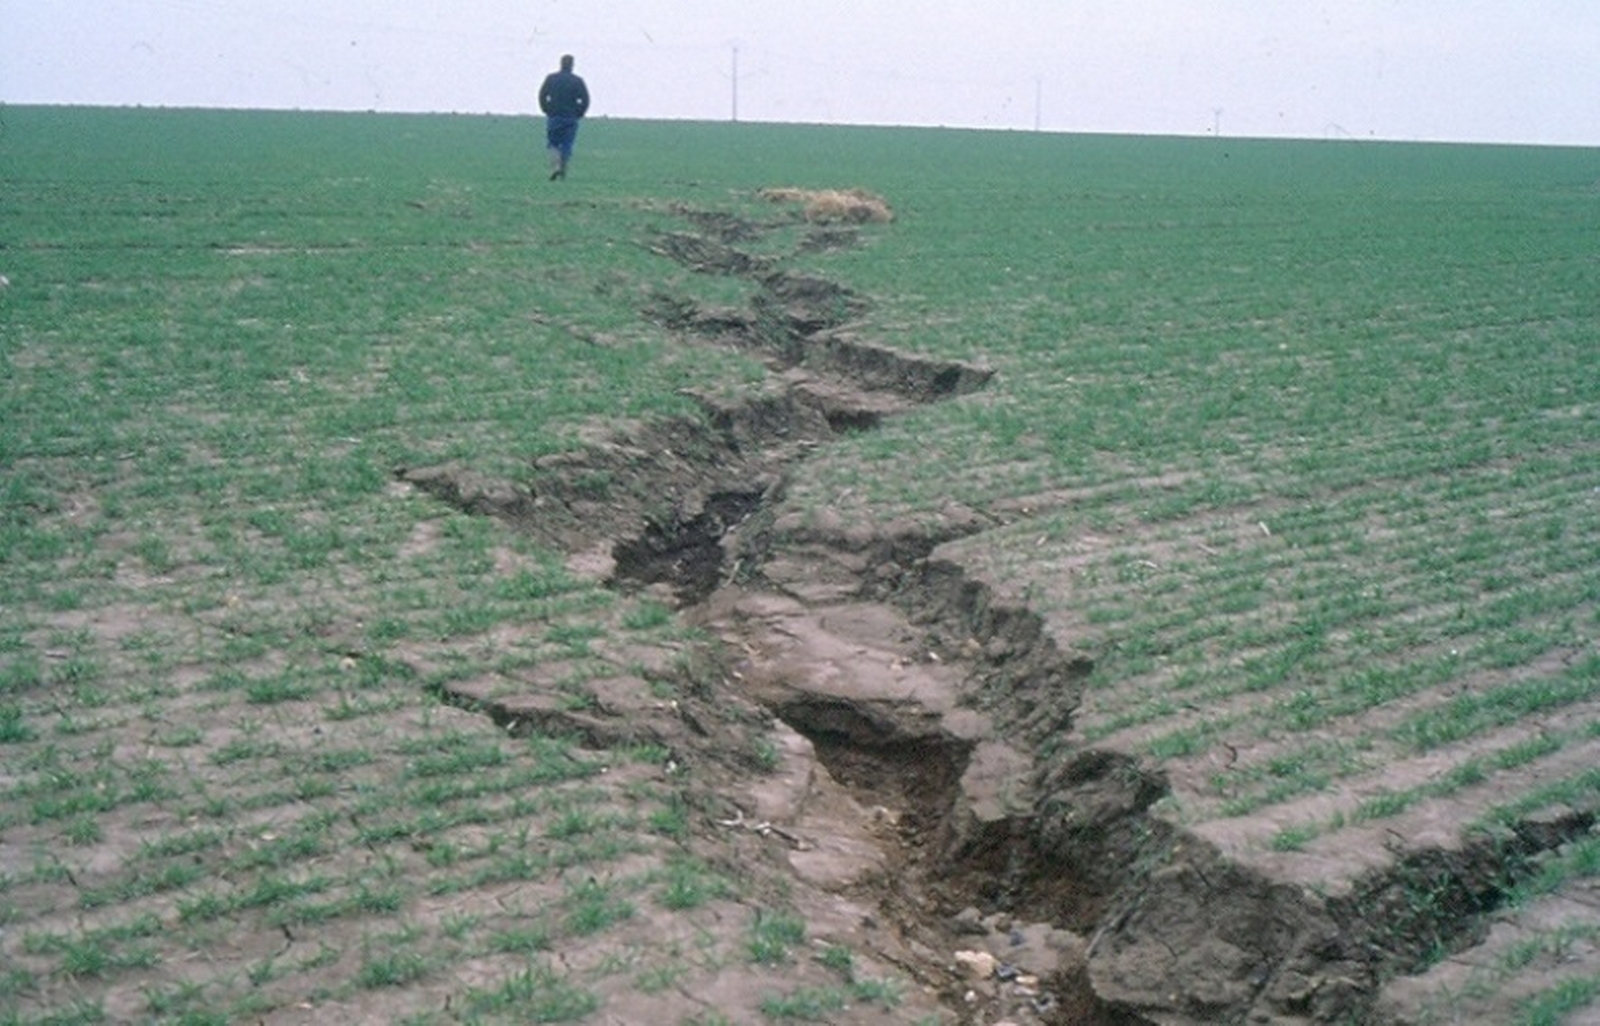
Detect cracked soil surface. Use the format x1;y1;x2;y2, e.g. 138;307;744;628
399;198;1600;1025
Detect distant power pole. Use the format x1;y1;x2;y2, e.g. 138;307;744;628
1034;77;1042;131
731;45;739;122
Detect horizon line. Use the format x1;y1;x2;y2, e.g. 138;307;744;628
6;101;1596;151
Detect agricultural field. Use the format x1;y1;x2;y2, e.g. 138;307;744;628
1;104;1597;1025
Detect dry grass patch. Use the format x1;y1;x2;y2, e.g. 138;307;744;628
757;187;894;224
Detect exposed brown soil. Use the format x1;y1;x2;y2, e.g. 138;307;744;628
400;201;1600;1024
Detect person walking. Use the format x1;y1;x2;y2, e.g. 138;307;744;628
539;54;590;180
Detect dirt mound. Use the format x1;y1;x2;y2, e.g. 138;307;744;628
758;186;895;224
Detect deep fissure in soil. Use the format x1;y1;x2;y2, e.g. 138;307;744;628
401;205;1595;1025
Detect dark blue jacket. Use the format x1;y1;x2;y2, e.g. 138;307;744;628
540;71;590;119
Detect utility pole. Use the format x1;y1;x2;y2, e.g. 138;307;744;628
1034;76;1042;131
731;45;739;122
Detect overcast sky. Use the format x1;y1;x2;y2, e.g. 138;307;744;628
5;1;1598;145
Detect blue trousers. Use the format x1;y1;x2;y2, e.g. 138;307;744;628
546;116;580;161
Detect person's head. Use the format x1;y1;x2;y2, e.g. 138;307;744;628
560;54;575;72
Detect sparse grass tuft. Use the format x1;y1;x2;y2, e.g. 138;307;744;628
562;877;635;936
657;858;732;911
759;985;850;1021
748;909;807;965
465;964;599;1022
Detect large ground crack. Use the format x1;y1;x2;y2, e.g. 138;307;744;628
396;199;1593;1025
394;200;1191;1024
